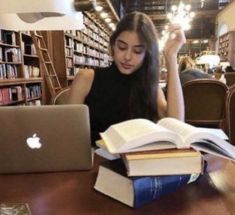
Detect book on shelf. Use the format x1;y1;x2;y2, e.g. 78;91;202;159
0;89;3;105
122;148;203;176
100;117;235;160
94;159;200;208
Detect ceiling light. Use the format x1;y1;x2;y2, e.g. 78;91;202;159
167;2;194;31
159;2;195;52
200;0;206;8
192;40;199;44
100;12;108;18
95;6;103;12
105;18;111;23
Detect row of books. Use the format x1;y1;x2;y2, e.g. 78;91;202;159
83;15;109;40
23;65;40;78
0;64;40;80
0;30;17;45
25;85;42;99
0;64;18;79
0;86;23;104
0;85;41;105
94;117;234;208
22;42;37;56
0;47;21;63
73;55;108;67
27;99;41;106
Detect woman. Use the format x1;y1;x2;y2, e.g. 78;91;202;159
68;12;185;144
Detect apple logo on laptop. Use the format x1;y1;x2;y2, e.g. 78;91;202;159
26;133;42;149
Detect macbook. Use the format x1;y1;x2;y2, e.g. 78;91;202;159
0;104;92;174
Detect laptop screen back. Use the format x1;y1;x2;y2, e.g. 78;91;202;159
0;104;92;174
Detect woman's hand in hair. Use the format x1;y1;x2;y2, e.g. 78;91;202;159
163;24;186;58
162;24;185;121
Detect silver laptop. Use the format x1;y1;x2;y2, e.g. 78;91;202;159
0;104;92;174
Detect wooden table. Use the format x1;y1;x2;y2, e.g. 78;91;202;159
0;155;235;215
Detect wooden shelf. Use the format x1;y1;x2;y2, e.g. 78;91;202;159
46;12;113;88
0;78;42;86
218;31;235;68
0;30;45;106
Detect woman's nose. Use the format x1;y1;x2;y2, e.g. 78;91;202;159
124;49;132;60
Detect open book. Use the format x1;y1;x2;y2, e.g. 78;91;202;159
100;117;235;160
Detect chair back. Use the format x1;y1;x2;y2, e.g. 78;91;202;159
52;87;70;105
226;85;235;145
183;79;228;128
224;72;235;87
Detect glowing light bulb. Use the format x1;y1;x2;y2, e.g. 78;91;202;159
158;2;195;52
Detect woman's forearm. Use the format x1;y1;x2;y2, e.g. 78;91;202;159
165;55;185;121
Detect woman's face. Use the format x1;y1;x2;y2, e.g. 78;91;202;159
112;31;146;75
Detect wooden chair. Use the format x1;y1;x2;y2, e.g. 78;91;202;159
224;72;235;87
182;79;228;129
225;85;235;145
52;87;70;105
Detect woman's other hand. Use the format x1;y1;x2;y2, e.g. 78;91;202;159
163;24;186;58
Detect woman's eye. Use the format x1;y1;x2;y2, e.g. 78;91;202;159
134;49;144;54
118;45;127;50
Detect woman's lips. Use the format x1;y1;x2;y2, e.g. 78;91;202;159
121;63;133;69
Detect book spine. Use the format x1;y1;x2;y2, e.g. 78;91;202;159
133;174;191;208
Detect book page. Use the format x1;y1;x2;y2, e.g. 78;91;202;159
157;118;235;160
158;118;198;144
191;141;235;160
188;131;235;160
123;141;176;152
198;128;228;140
100;119;181;153
111;119;166;141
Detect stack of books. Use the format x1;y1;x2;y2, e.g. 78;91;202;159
94;117;235;208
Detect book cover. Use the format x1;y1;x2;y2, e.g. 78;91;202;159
122;148;203;176
94;159;199;208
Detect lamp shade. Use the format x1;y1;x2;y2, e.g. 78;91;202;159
0;0;85;30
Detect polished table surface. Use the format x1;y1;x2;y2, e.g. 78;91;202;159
0;155;235;215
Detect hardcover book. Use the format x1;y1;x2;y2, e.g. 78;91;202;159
122;148;203;176
100;117;235;160
94;159;199;208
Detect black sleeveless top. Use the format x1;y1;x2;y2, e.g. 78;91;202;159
85;63;137;144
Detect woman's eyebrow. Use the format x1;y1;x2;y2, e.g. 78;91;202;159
117;39;145;48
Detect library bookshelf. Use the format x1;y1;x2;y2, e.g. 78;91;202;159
0;30;44;106
45;12;112;88
218;31;235;68
0;10;116;105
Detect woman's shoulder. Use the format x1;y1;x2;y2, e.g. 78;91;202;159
92;64;116;80
94;64;113;74
74;68;94;84
74;63;116;85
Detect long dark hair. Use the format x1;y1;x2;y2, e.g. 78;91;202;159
110;12;159;121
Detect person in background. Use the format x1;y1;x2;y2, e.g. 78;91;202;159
177;55;212;86
179;68;212;86
159;68;168;82
214;66;226;84
68;11;185;145
225;65;234;73
178;56;195;72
